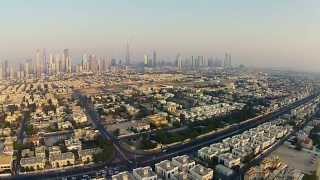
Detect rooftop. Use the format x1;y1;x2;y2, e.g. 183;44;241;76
190;164;213;177
133;167;157;178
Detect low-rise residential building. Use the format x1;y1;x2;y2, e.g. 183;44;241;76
78;148;102;163
3;142;14;155
74;128;99;140
249;142;261;155
197;120;292;169
0;128;12;137
50;152;75;168
232;146;253;161
65;138;82;151
73;111;88;124
133;122;151;132
209;143;230;154
172;155;196;172
70;106;88;125
112;171;135;180
0;154;12;173
58;121;73;130
21;149;34;158
218;153;241;168
35;146;46;158
133;166;158;180
189;164;214;180
155;160;179;179
255;136;272;150
172;172;191;180
146;113;168;128
5;113;20;123
20;156;46;170
48;146;61;157
198;147;219;161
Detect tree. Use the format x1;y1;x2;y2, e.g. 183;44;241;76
25;125;35;136
93;137;115;163
113;128;120;137
172;121;181;128
140;136;157;150
29;166;35;171
67;161;71;166
14;142;25;151
25;167;30;172
295;142;302;151
28;103;36;113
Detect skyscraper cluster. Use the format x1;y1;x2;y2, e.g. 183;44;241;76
173;53;232;71
142;51;232;71
0;47;234;80
44;48;72;76
34;48;72;77
0;48;72;80
0;59;31;80
0;60;9;80
79;54;110;73
79;41;131;72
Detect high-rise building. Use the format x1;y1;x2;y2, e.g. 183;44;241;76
9;64;15;79
100;57;109;72
125;41;130;66
214;58;222;67
55;54;61;74
4;60;9;79
43;48;47;74
24;59;33;77
81;54;89;72
144;55;149;67
152;50;157;68
118;59;122;66
47;54;53;75
34;48;47;75
35;49;43;77
88;54;98;72
99;58;104;72
17;63;25;79
176;53;182;70
208;57;214;67
62;49;68;73
63;49;72;73
98;58;104;72
224;53;232;68
198;56;205;67
191;56;195;69
191;56;201;70
111;58;117;67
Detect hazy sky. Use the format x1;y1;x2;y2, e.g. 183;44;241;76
0;0;319;71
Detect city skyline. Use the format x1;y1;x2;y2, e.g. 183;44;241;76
0;47;236;80
0;1;320;71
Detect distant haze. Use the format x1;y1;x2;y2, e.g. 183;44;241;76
0;1;319;72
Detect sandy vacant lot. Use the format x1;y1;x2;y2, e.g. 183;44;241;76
271;145;318;175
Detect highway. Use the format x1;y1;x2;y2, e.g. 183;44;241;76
134;93;319;168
